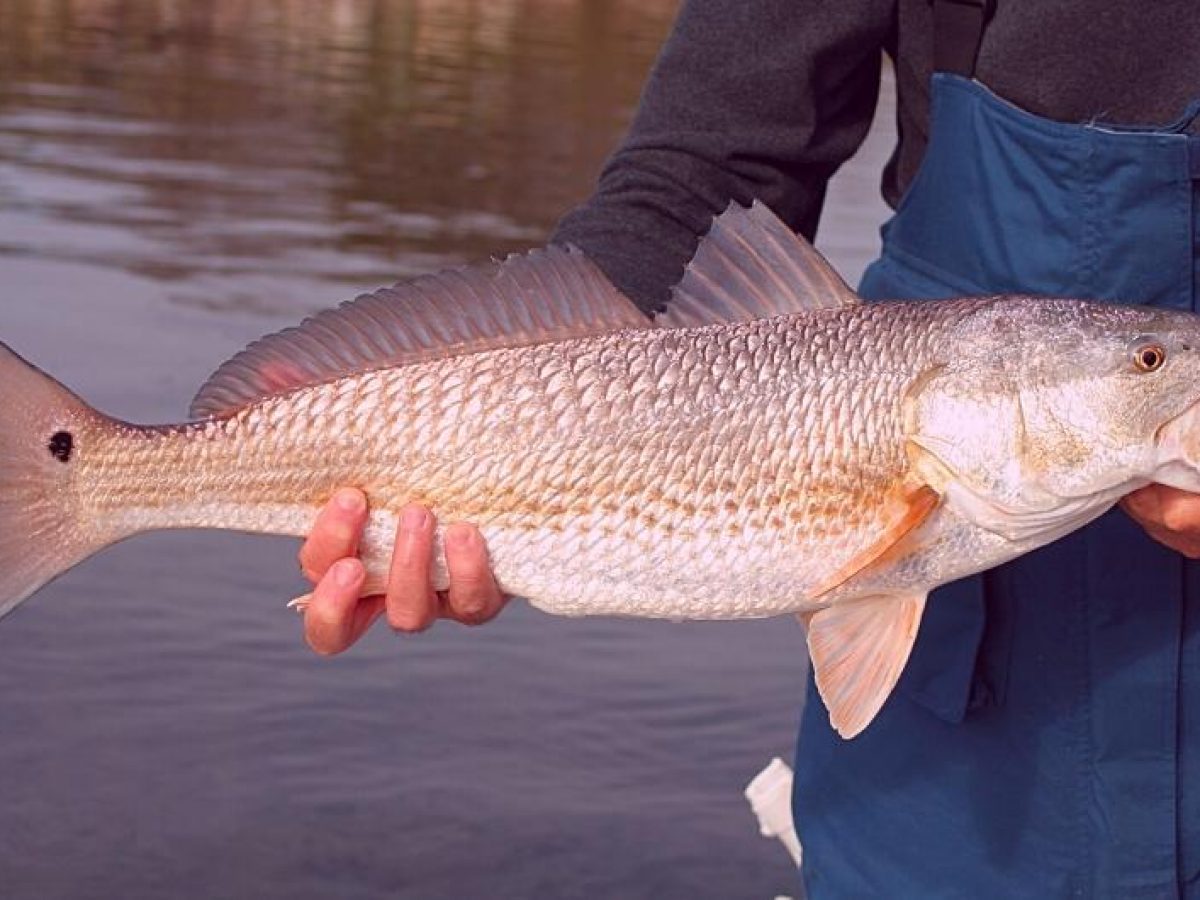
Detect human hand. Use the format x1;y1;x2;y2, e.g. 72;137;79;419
299;488;509;655
1120;484;1200;559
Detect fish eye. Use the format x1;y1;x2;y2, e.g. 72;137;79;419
1133;343;1166;373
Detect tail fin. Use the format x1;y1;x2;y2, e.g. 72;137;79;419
0;342;110;619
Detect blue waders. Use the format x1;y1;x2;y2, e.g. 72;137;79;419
792;9;1200;899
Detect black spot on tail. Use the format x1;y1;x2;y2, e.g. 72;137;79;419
48;431;73;463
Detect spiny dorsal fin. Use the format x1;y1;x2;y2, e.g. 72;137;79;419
658;200;859;328
189;245;651;419
802;592;928;739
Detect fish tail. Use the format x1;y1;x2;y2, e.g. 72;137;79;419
0;342;110;619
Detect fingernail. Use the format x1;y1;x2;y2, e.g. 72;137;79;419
332;559;360;589
335;489;364;514
401;506;428;532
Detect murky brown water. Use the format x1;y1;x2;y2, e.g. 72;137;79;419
0;2;894;897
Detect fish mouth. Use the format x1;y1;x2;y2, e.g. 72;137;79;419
1154;400;1200;492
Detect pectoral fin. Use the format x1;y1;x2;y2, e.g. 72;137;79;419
801;592;928;739
810;483;939;599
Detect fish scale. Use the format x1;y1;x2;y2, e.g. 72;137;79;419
63;306;942;624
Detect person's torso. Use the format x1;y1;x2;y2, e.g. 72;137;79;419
795;6;1200;897
885;0;1200;209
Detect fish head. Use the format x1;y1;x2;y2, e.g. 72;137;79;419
905;298;1200;539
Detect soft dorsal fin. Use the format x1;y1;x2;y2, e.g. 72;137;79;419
658;200;859;328
189;245;651;419
802;592;928;739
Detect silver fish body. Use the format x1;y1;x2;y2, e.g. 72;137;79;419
76;301;964;620
6;201;1200;737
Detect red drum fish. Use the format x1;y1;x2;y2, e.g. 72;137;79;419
4;202;1200;737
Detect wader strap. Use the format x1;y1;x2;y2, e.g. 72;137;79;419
931;0;995;77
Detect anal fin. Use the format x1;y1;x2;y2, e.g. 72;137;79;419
802;592;928;739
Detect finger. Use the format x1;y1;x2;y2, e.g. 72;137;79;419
1120;484;1162;525
299;488;368;584
1122;486;1200;558
306;558;372;655
444;522;506;625
1154;486;1200;535
1123;488;1167;534
1145;524;1200;559
345;594;388;645
385;504;439;633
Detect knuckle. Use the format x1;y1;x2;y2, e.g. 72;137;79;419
305;636;340;657
458;606;495;626
1162;504;1191;533
451;595;487;624
388;611;433;634
451;588;505;626
305;608;342;637
446;548;492;580
304;622;343;656
385;585;435;633
450;569;490;592
386;578;425;605
442;544;473;569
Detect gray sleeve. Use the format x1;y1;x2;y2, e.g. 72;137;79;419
551;0;893;314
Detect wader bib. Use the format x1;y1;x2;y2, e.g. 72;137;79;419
792;5;1200;897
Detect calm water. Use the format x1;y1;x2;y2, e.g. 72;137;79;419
0;2;894;897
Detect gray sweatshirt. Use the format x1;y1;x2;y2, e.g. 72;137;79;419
552;0;1200;313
